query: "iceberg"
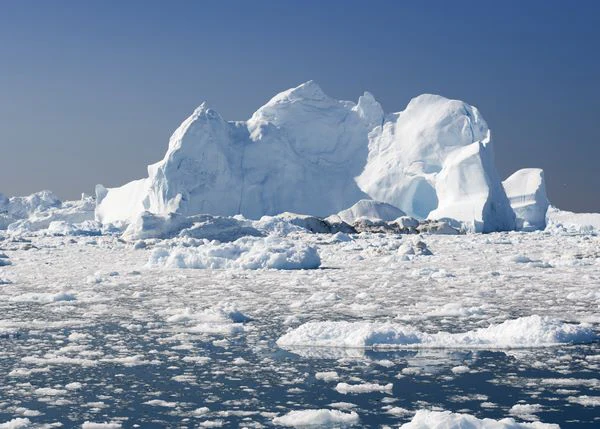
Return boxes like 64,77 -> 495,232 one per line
427,132 -> 516,232
95,82 -> 520,232
503,168 -> 549,231
358,94 -> 514,231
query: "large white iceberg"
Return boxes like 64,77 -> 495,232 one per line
503,168 -> 549,231
96,82 -> 518,232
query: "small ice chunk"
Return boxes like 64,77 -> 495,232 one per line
315,371 -> 339,382
335,382 -> 393,394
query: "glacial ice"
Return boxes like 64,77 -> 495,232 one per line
503,168 -> 549,231
427,132 -> 516,232
358,94 -> 515,232
94,82 -> 518,232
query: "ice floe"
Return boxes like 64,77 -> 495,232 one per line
335,382 -> 393,394
398,410 -> 558,428
0,418 -> 32,429
272,409 -> 359,427
277,315 -> 596,350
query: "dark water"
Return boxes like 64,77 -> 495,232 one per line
1,323 -> 599,428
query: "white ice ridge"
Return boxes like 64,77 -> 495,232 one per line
147,236 -> 321,270
276,315 -> 596,350
399,410 -> 559,429
95,81 -> 519,232
503,168 -> 549,231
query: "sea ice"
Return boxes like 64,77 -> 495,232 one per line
277,316 -> 596,350
147,236 -> 320,270
0,418 -> 31,429
399,410 -> 558,428
272,409 -> 359,427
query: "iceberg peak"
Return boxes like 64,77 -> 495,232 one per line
190,102 -> 222,121
277,80 -> 328,102
257,81 -> 331,110
355,91 -> 384,127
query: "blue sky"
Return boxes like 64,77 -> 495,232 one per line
1,0 -> 599,211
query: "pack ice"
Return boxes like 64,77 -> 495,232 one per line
95,81 -> 541,232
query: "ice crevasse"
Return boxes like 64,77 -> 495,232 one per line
95,81 -> 551,232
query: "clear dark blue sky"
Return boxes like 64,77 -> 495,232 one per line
1,0 -> 598,211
